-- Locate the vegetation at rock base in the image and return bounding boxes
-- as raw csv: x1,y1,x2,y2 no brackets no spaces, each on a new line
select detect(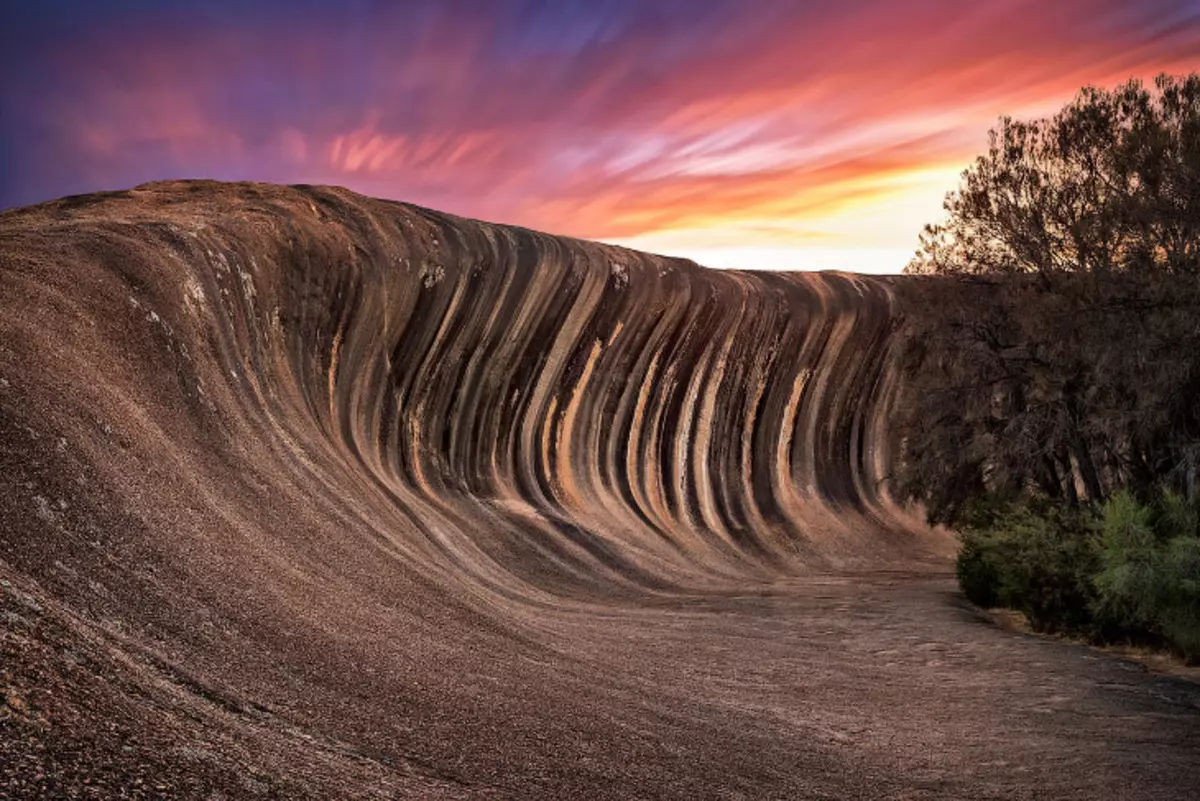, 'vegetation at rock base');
954,492,1200,660
896,73,1200,661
